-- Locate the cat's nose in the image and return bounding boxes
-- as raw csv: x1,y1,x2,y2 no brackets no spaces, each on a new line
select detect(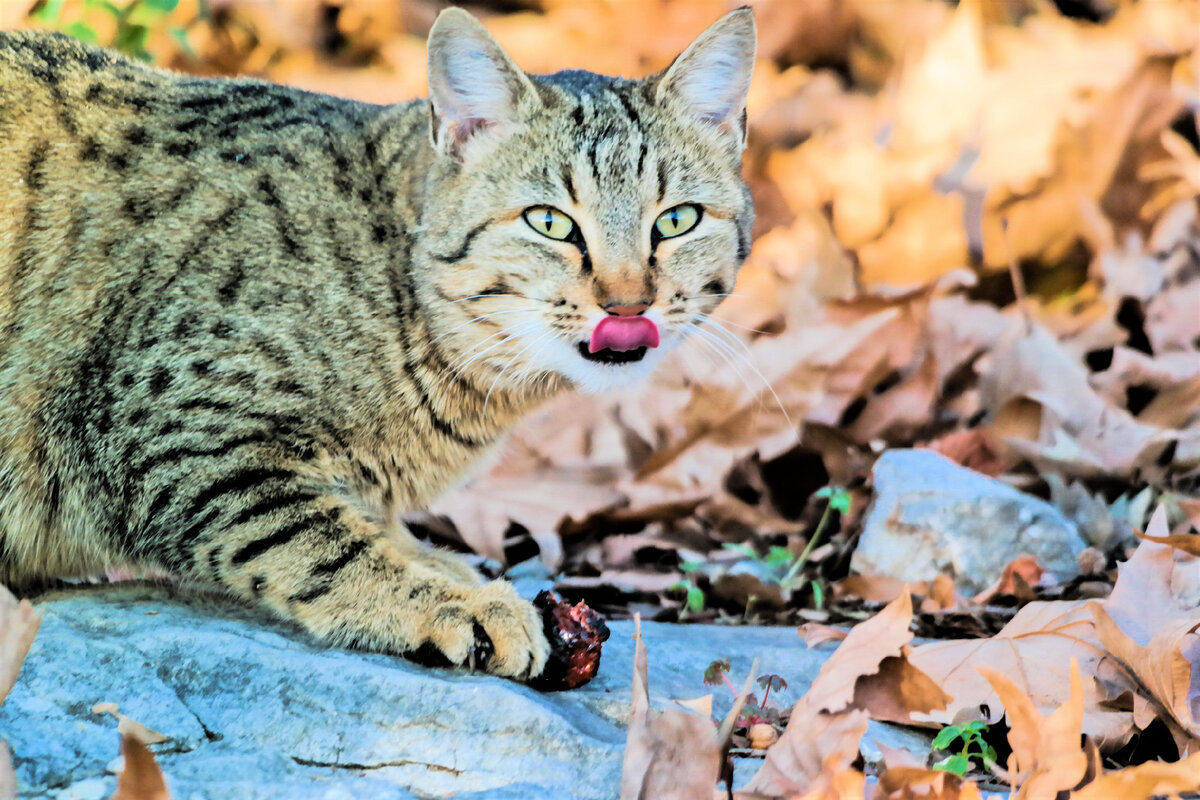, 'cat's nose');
604,301,651,316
